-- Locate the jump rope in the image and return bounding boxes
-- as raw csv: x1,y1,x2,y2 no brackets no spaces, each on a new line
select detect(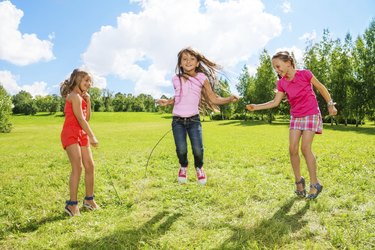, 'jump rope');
97,72,239,204
97,148,123,205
